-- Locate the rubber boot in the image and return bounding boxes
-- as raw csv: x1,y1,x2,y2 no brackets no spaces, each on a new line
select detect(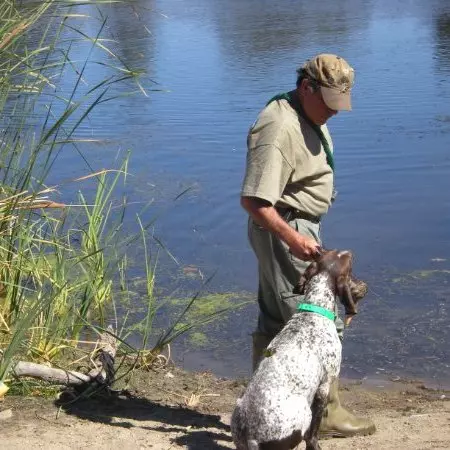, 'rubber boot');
251,332,273,372
319,379,376,438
